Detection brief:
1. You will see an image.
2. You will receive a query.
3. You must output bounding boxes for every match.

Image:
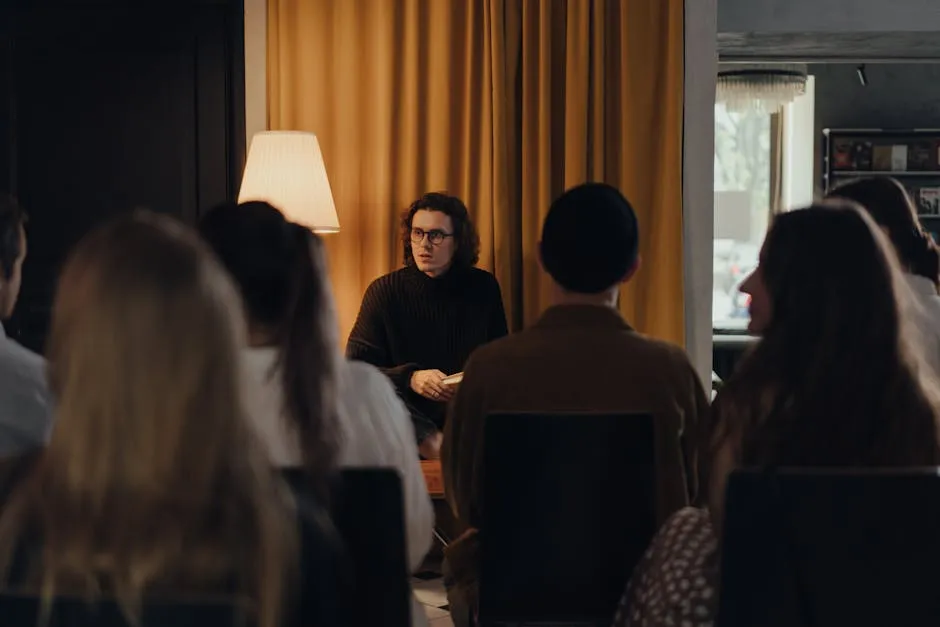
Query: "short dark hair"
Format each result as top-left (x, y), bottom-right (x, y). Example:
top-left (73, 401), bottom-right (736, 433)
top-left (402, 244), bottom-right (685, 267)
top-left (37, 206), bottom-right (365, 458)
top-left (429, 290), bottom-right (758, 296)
top-left (401, 192), bottom-right (480, 269)
top-left (540, 183), bottom-right (639, 294)
top-left (0, 194), bottom-right (26, 280)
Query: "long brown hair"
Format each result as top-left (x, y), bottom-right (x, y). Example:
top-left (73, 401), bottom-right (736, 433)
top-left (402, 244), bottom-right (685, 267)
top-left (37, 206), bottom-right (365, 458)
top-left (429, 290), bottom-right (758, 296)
top-left (715, 201), bottom-right (940, 468)
top-left (827, 176), bottom-right (940, 287)
top-left (199, 202), bottom-right (339, 495)
top-left (0, 212), bottom-right (297, 627)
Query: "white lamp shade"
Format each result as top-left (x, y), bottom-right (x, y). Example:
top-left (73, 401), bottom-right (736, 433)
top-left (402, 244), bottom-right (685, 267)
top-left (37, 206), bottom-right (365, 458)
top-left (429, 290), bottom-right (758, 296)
top-left (238, 131), bottom-right (340, 233)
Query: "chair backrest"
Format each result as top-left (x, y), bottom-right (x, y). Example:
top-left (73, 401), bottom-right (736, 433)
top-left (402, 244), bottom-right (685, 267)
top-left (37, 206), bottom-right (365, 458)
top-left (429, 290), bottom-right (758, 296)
top-left (0, 594), bottom-right (250, 627)
top-left (717, 468), bottom-right (940, 627)
top-left (478, 412), bottom-right (656, 627)
top-left (281, 467), bottom-right (411, 627)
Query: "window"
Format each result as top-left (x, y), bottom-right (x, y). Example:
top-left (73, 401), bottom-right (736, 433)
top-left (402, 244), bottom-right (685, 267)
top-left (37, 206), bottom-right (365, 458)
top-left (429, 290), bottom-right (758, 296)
top-left (712, 78), bottom-right (815, 332)
top-left (712, 104), bottom-right (771, 331)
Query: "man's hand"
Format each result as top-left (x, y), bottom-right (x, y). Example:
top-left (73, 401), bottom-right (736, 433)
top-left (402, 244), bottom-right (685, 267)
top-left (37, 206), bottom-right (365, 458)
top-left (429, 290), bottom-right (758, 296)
top-left (410, 369), bottom-right (455, 402)
top-left (418, 430), bottom-right (444, 460)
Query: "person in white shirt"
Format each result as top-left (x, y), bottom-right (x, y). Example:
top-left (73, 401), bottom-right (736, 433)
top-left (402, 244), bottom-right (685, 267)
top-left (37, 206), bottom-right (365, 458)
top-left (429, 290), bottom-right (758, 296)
top-left (0, 195), bottom-right (53, 456)
top-left (827, 177), bottom-right (940, 379)
top-left (199, 201), bottom-right (434, 627)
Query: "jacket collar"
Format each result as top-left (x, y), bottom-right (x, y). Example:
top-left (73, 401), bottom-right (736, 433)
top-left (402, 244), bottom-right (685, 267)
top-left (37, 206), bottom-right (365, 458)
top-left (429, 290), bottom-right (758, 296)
top-left (533, 304), bottom-right (633, 332)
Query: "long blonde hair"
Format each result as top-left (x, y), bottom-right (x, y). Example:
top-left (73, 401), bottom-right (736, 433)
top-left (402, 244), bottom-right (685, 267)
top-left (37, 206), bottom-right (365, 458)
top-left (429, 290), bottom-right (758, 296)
top-left (0, 211), bottom-right (297, 627)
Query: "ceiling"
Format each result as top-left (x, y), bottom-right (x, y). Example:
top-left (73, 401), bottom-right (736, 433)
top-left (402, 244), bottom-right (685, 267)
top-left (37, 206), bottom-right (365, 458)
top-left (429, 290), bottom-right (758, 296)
top-left (719, 32), bottom-right (940, 62)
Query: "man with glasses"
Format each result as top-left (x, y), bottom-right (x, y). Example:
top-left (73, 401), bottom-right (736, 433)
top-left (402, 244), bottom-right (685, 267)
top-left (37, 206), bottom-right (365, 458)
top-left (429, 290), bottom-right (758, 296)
top-left (346, 192), bottom-right (508, 460)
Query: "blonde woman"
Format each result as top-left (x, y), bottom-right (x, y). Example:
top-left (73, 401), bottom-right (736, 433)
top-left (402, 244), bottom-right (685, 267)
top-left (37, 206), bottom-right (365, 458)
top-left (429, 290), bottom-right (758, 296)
top-left (0, 212), bottom-right (345, 627)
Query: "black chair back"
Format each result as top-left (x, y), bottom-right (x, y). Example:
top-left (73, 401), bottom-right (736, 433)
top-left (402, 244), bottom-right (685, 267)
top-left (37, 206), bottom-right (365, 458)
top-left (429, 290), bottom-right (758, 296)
top-left (478, 412), bottom-right (656, 627)
top-left (282, 467), bottom-right (411, 627)
top-left (717, 468), bottom-right (940, 627)
top-left (0, 594), bottom-right (249, 627)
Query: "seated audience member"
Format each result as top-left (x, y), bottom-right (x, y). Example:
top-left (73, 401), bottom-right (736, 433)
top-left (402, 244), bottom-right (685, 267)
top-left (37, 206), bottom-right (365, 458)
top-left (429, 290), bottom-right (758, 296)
top-left (441, 183), bottom-right (710, 624)
top-left (346, 192), bottom-right (508, 459)
top-left (200, 202), bottom-right (433, 627)
top-left (0, 212), bottom-right (344, 627)
top-left (614, 201), bottom-right (940, 627)
top-left (827, 177), bottom-right (940, 378)
top-left (0, 195), bottom-right (53, 456)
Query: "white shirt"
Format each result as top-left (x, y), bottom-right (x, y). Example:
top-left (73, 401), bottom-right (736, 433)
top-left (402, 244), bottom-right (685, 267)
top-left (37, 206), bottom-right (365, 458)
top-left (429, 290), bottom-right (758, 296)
top-left (0, 324), bottom-right (53, 456)
top-left (904, 274), bottom-right (940, 381)
top-left (241, 349), bottom-right (434, 627)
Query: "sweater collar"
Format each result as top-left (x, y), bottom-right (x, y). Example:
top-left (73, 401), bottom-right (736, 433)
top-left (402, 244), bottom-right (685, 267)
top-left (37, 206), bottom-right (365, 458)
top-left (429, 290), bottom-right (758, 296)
top-left (533, 304), bottom-right (633, 332)
top-left (404, 263), bottom-right (467, 290)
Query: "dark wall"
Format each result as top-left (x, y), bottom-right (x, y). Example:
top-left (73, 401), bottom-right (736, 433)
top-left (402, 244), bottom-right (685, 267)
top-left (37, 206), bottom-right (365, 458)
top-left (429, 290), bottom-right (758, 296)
top-left (719, 0), bottom-right (940, 33)
top-left (810, 64), bottom-right (940, 191)
top-left (0, 1), bottom-right (246, 352)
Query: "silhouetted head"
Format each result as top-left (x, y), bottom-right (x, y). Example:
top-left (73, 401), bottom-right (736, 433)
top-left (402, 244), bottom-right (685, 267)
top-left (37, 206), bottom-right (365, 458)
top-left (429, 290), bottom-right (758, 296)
top-left (827, 176), bottom-right (939, 287)
top-left (199, 201), bottom-right (339, 493)
top-left (717, 200), bottom-right (940, 469)
top-left (741, 200), bottom-right (902, 341)
top-left (0, 195), bottom-right (27, 320)
top-left (540, 183), bottom-right (640, 294)
top-left (401, 192), bottom-right (480, 277)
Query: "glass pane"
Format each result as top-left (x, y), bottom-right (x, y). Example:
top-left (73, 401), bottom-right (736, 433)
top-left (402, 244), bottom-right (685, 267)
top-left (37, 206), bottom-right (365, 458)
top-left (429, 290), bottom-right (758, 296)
top-left (713, 103), bottom-right (771, 331)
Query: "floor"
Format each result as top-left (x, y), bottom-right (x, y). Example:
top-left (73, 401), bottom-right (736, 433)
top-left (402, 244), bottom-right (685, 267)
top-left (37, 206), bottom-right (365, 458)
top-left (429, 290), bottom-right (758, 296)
top-left (415, 501), bottom-right (462, 626)
top-left (414, 570), bottom-right (453, 627)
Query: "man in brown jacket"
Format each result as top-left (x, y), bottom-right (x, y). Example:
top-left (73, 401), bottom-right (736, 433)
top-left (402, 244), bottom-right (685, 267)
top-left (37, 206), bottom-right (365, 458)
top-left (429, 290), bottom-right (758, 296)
top-left (440, 183), bottom-right (710, 624)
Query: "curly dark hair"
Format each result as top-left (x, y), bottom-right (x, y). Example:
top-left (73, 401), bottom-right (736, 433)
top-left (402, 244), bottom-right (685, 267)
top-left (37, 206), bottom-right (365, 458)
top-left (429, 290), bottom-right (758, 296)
top-left (401, 192), bottom-right (480, 269)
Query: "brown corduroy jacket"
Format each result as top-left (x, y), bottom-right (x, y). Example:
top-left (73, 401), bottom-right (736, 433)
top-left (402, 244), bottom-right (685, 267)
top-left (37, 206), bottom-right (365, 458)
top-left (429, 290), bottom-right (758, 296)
top-left (440, 304), bottom-right (711, 608)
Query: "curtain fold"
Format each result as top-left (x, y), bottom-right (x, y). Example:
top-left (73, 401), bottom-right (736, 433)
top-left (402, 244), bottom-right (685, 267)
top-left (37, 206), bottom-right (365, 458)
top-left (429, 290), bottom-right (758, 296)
top-left (267, 0), bottom-right (685, 347)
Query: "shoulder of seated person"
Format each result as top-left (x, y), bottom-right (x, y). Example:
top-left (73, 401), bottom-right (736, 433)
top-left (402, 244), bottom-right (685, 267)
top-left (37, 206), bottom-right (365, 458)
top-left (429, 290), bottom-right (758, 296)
top-left (460, 334), bottom-right (521, 373)
top-left (466, 267), bottom-right (501, 289)
top-left (588, 331), bottom-right (699, 385)
top-left (340, 359), bottom-right (397, 393)
top-left (365, 269), bottom-right (405, 294)
top-left (623, 330), bottom-right (692, 360)
top-left (465, 266), bottom-right (495, 280)
top-left (0, 340), bottom-right (47, 381)
top-left (631, 336), bottom-right (702, 390)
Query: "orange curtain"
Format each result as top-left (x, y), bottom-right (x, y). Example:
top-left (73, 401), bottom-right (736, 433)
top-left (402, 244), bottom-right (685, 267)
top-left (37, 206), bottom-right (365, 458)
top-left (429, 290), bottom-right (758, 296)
top-left (268, 0), bottom-right (684, 346)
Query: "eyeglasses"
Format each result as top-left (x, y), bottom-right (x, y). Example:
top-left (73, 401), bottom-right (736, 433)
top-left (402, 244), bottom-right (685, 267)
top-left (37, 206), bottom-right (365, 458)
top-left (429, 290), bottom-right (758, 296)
top-left (411, 228), bottom-right (454, 246)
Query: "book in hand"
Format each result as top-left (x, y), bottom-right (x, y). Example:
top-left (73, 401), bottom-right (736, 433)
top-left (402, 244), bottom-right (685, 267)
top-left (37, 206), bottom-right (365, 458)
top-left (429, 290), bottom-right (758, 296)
top-left (442, 372), bottom-right (464, 386)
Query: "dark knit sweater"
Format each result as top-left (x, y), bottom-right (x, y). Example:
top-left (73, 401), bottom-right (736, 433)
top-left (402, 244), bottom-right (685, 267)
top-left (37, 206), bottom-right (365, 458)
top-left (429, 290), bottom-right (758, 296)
top-left (346, 265), bottom-right (508, 442)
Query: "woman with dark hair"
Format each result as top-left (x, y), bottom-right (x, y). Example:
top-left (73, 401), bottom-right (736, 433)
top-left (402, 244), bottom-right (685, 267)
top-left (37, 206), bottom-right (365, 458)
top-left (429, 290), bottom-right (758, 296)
top-left (613, 201), bottom-right (940, 627)
top-left (827, 177), bottom-right (940, 377)
top-left (346, 192), bottom-right (508, 459)
top-left (200, 202), bottom-right (339, 494)
top-left (199, 202), bottom-right (434, 626)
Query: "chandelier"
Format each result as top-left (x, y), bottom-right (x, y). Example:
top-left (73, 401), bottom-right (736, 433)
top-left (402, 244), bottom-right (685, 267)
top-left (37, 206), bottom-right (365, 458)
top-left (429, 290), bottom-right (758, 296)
top-left (717, 64), bottom-right (808, 113)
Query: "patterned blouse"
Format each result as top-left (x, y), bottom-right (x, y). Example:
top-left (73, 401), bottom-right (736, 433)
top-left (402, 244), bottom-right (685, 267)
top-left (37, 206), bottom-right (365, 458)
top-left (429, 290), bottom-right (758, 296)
top-left (613, 507), bottom-right (720, 627)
